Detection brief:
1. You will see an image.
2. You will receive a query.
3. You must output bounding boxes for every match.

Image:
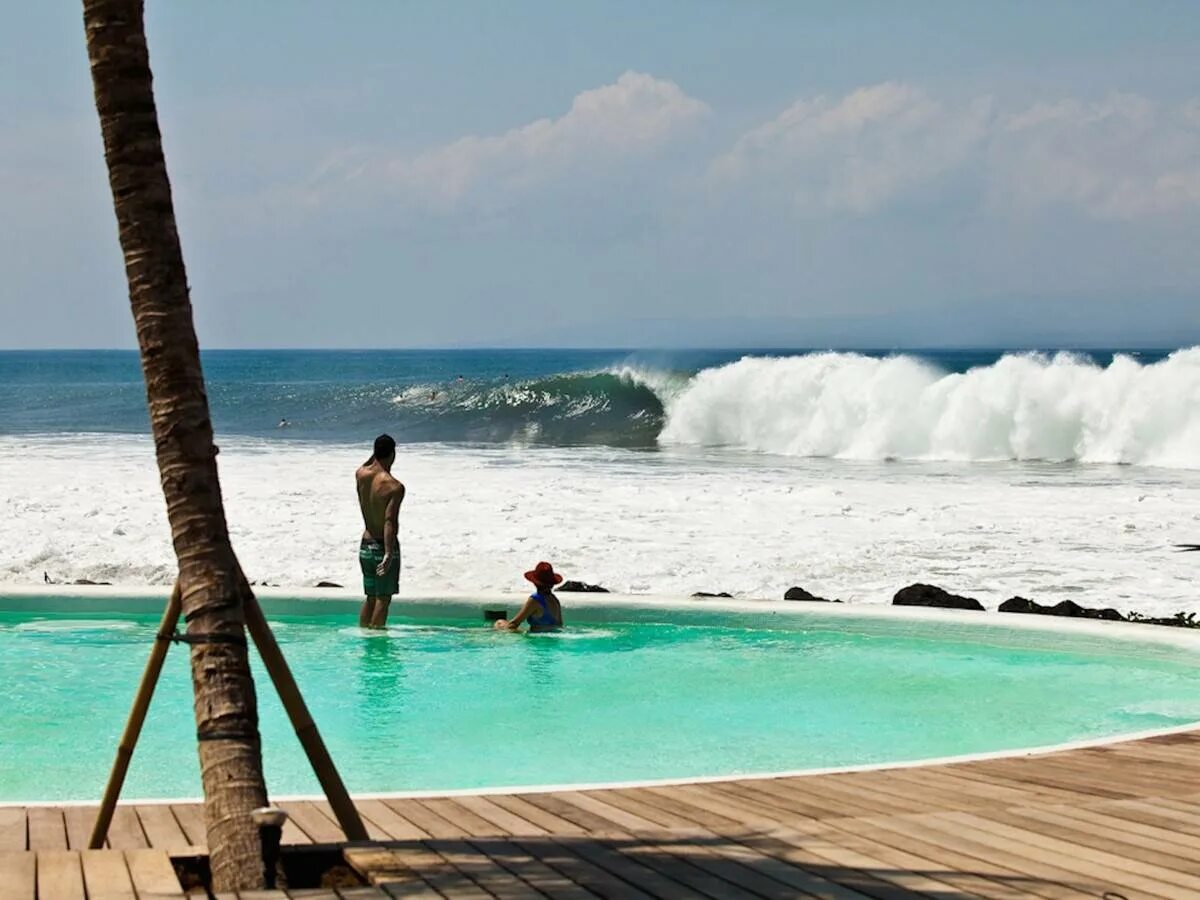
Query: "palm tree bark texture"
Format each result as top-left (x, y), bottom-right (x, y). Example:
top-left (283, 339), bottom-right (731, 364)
top-left (81, 0), bottom-right (269, 889)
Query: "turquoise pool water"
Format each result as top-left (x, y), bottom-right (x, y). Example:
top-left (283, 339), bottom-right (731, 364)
top-left (3, 599), bottom-right (1200, 802)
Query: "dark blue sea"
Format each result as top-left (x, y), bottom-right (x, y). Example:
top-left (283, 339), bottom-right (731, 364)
top-left (0, 348), bottom-right (1176, 448)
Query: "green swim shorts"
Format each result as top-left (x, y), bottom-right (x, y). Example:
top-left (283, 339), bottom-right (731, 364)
top-left (359, 539), bottom-right (400, 597)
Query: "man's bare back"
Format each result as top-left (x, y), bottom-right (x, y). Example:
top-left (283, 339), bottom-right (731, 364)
top-left (356, 434), bottom-right (405, 629)
top-left (356, 465), bottom-right (404, 543)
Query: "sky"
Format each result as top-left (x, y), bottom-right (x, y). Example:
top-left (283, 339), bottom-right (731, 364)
top-left (2, 1), bottom-right (1199, 349)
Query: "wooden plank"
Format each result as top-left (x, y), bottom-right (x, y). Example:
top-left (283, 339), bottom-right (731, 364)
top-left (134, 806), bottom-right (191, 851)
top-left (108, 806), bottom-right (150, 850)
top-left (516, 792), bottom-right (634, 836)
top-left (27, 807), bottom-right (67, 850)
top-left (555, 791), bottom-right (667, 832)
top-left (345, 844), bottom-right (481, 899)
top-left (413, 799), bottom-right (503, 838)
top-left (378, 800), bottom-right (464, 840)
top-left (682, 831), bottom-right (880, 900)
top-left (794, 835), bottom-right (992, 899)
top-left (355, 799), bottom-right (430, 841)
top-left (463, 836), bottom-right (596, 900)
top-left (706, 780), bottom-right (837, 822)
top-left (309, 801), bottom-right (390, 842)
top-left (124, 848), bottom-right (185, 898)
top-left (889, 766), bottom-right (1057, 806)
top-left (828, 814), bottom-right (1114, 899)
top-left (814, 817), bottom-right (1073, 900)
top-left (81, 848), bottom-right (137, 898)
top-left (1057, 801), bottom-right (1200, 854)
top-left (0, 850), bottom-right (36, 900)
top-left (1106, 798), bottom-right (1200, 837)
top-left (777, 775), bottom-right (935, 818)
top-left (423, 836), bottom-right (543, 899)
top-left (826, 771), bottom-right (984, 814)
top-left (576, 789), bottom-right (697, 831)
top-left (930, 810), bottom-right (1200, 898)
top-left (0, 808), bottom-right (27, 851)
top-left (508, 836), bottom-right (657, 900)
top-left (168, 805), bottom-right (207, 847)
top-left (37, 849), bottom-right (86, 900)
top-left (999, 804), bottom-right (1200, 870)
top-left (451, 796), bottom-right (546, 838)
top-left (964, 758), bottom-right (1136, 800)
top-left (616, 831), bottom-right (831, 900)
top-left (718, 830), bottom-right (918, 900)
top-left (934, 765), bottom-right (1085, 804)
top-left (483, 795), bottom-right (586, 836)
top-left (64, 806), bottom-right (97, 851)
top-left (554, 835), bottom-right (717, 900)
top-left (277, 802), bottom-right (344, 844)
top-left (868, 816), bottom-right (1137, 897)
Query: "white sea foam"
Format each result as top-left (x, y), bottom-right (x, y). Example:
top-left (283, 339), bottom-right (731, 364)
top-left (2, 434), bottom-right (1199, 617)
top-left (659, 349), bottom-right (1200, 467)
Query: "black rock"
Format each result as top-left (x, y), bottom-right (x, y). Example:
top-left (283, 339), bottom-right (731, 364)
top-left (893, 583), bottom-right (984, 611)
top-left (558, 581), bottom-right (610, 593)
top-left (998, 596), bottom-right (1040, 614)
top-left (73, 578), bottom-right (112, 586)
top-left (692, 591), bottom-right (734, 598)
top-left (784, 586), bottom-right (835, 602)
top-left (1051, 599), bottom-right (1125, 621)
top-left (315, 581), bottom-right (343, 588)
top-left (999, 596), bottom-right (1124, 621)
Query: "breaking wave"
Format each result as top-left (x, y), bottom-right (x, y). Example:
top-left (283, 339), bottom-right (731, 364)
top-left (386, 366), bottom-right (680, 446)
top-left (658, 349), bottom-right (1200, 467)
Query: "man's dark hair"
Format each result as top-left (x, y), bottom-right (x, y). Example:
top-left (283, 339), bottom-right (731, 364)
top-left (367, 433), bottom-right (396, 465)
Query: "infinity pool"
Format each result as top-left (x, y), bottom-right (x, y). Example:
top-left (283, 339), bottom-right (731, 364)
top-left (3, 596), bottom-right (1200, 802)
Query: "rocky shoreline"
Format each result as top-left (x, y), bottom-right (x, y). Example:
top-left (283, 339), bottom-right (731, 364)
top-left (562, 579), bottom-right (1200, 629)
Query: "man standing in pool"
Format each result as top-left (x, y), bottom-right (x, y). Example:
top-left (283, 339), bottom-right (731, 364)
top-left (356, 433), bottom-right (405, 629)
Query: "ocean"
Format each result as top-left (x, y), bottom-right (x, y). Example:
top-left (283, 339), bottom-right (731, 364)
top-left (2, 347), bottom-right (1198, 614)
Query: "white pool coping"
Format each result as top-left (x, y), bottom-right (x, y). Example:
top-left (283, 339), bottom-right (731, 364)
top-left (4, 585), bottom-right (1200, 807)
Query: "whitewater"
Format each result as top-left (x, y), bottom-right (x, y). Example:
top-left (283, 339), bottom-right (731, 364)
top-left (2, 348), bottom-right (1198, 614)
top-left (657, 348), bottom-right (1200, 467)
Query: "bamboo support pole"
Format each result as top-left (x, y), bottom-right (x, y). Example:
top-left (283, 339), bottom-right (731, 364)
top-left (89, 582), bottom-right (182, 849)
top-left (239, 581), bottom-right (369, 842)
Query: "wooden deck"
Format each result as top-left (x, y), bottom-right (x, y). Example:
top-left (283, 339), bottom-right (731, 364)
top-left (7, 729), bottom-right (1200, 898)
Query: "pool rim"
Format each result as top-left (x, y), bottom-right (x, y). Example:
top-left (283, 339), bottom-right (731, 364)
top-left (4, 585), bottom-right (1200, 807)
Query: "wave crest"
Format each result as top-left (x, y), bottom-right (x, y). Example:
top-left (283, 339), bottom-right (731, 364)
top-left (387, 367), bottom-right (673, 446)
top-left (658, 349), bottom-right (1200, 467)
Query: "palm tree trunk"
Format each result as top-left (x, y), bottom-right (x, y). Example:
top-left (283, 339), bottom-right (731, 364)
top-left (81, 0), bottom-right (268, 889)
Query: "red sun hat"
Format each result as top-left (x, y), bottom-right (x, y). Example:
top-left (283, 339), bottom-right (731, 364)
top-left (524, 561), bottom-right (563, 587)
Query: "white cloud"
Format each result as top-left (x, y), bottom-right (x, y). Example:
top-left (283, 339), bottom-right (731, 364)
top-left (991, 94), bottom-right (1200, 219)
top-left (710, 82), bottom-right (992, 213)
top-left (714, 83), bottom-right (1200, 220)
top-left (328, 71), bottom-right (708, 209)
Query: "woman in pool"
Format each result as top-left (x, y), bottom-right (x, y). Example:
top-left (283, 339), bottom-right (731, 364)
top-left (493, 561), bottom-right (564, 632)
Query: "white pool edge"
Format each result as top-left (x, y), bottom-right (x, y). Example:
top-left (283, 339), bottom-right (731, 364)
top-left (5, 585), bottom-right (1200, 807)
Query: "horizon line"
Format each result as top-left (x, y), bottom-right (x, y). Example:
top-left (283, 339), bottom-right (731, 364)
top-left (0, 343), bottom-right (1187, 354)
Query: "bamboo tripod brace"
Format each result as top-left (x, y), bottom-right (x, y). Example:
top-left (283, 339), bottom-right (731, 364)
top-left (88, 579), bottom-right (368, 848)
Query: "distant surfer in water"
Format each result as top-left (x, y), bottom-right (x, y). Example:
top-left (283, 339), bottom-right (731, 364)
top-left (355, 433), bottom-right (405, 629)
top-left (494, 561), bottom-right (564, 632)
